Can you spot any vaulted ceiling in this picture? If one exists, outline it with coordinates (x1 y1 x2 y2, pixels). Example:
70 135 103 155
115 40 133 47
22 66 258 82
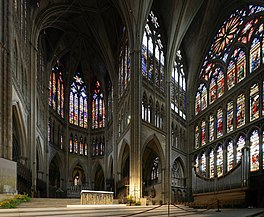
33 0 237 89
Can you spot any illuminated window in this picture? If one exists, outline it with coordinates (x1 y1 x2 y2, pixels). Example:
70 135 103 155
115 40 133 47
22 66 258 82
216 145 223 177
201 121 206 146
227 101 234 133
236 94 245 128
227 140 234 172
236 136 245 163
250 130 259 172
250 83 259 121
209 115 215 142
69 71 88 128
92 81 105 129
209 150 214 178
171 50 186 119
151 157 159 181
142 11 165 91
200 153 206 176
217 108 223 138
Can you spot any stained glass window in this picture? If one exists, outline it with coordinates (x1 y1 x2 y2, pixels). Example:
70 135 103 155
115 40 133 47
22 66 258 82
227 101 234 133
195 125 199 149
250 38 260 73
69 71 88 128
49 61 64 117
80 137 84 155
69 134 73 153
92 81 105 129
119 30 131 97
263 81 264 116
209 78 217 104
250 83 259 121
236 49 246 83
74 135 78 154
200 153 206 176
209 115 215 142
194 156 198 173
142 11 165 91
227 140 234 172
227 60 236 90
196 4 264 118
151 157 159 180
236 94 245 128
217 108 223 138
216 68 224 98
171 50 186 119
201 121 206 146
236 136 245 163
209 149 214 178
250 130 259 172
216 145 223 177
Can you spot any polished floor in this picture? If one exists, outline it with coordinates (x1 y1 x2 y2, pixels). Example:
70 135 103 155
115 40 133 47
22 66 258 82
0 200 263 217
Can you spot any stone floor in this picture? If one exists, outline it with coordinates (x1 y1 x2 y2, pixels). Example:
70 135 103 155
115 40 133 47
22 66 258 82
0 198 263 216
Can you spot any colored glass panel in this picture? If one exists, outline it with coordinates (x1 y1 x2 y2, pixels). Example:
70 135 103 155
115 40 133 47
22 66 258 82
236 50 246 83
69 92 74 124
250 130 259 172
209 78 217 104
92 81 105 129
74 136 78 154
217 146 223 177
227 60 236 90
52 71 56 110
236 136 245 163
195 125 199 149
209 115 215 142
236 94 245 128
227 141 234 171
217 69 224 98
250 38 261 73
227 101 234 133
209 150 214 178
217 108 223 138
201 85 207 111
200 153 206 176
201 121 206 146
250 83 259 121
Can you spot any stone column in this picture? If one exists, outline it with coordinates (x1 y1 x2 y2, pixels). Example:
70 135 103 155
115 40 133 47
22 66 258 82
0 0 13 160
165 79 171 204
112 80 119 197
130 46 142 200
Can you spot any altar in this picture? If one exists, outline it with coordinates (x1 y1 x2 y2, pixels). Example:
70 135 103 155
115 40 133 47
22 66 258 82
81 190 114 205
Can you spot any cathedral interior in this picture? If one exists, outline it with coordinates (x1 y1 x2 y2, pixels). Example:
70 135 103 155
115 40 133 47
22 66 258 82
0 0 264 207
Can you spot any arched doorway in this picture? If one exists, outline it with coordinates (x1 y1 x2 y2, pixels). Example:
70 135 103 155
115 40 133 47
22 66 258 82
171 158 186 204
117 143 129 200
94 164 105 191
142 138 163 203
49 155 62 197
72 164 86 187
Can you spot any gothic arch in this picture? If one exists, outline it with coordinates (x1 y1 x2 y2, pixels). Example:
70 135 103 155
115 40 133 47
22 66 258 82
12 103 27 161
91 161 105 191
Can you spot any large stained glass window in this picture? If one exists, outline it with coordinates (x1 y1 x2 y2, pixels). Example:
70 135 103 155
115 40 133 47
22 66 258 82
142 11 165 91
171 50 186 119
69 134 73 153
227 101 234 133
209 115 215 142
236 135 245 163
195 4 264 116
49 61 64 117
216 145 223 177
250 130 259 172
250 83 259 121
195 83 207 115
236 94 245 128
217 108 223 138
119 30 131 97
227 140 234 172
92 81 105 129
209 149 214 178
69 72 88 128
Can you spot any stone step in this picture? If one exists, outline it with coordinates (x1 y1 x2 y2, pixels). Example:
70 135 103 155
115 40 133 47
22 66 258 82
17 198 80 208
